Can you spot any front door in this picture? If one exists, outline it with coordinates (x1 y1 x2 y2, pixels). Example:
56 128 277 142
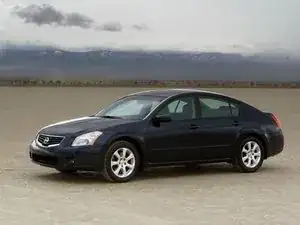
144 95 201 164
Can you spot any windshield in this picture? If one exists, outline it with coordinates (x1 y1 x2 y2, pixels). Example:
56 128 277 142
95 95 165 120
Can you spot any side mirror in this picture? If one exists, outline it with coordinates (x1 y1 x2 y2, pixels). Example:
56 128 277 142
152 115 171 126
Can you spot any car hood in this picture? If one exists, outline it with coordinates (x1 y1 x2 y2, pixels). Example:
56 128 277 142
39 116 136 136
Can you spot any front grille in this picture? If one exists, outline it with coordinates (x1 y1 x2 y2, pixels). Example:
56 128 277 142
31 153 58 166
37 134 64 147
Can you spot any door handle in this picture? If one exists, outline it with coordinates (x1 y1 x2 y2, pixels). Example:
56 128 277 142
189 124 199 129
233 121 240 126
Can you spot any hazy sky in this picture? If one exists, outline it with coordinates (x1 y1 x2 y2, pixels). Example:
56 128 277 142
0 0 300 53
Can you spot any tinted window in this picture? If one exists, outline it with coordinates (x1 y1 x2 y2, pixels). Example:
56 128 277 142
230 102 240 117
167 99 187 113
198 96 239 118
156 96 196 120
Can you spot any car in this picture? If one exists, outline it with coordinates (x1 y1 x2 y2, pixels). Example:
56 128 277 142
29 88 284 182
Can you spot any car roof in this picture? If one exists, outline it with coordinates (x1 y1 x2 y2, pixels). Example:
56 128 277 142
127 88 230 98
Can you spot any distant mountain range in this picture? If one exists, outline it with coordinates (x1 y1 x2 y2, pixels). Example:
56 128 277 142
0 43 299 82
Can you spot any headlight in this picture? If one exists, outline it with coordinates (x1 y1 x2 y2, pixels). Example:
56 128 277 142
72 131 103 147
31 139 37 147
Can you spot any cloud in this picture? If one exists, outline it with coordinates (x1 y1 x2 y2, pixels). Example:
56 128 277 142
13 4 73 27
64 12 94 29
132 23 148 31
96 21 122 32
11 4 122 31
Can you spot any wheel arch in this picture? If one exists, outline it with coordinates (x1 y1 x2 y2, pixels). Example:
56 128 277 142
108 135 145 170
238 131 269 159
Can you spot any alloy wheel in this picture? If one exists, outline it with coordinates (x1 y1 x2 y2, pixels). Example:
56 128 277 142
241 140 262 168
111 147 136 178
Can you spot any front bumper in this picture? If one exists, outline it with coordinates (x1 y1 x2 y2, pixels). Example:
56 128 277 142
29 140 106 172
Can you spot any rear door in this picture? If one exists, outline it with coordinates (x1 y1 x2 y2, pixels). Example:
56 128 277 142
193 94 241 160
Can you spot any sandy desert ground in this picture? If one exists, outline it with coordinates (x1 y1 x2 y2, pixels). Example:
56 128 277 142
0 87 300 225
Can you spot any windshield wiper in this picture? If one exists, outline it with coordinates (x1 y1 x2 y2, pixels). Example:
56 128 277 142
98 115 123 119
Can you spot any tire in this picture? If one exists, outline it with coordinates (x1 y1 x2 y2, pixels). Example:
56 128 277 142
102 140 140 183
235 136 265 173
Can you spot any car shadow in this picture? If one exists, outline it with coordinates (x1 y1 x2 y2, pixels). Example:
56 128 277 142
34 171 108 184
136 163 282 181
33 163 283 184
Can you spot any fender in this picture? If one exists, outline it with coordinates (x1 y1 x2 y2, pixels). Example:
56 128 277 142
105 132 148 161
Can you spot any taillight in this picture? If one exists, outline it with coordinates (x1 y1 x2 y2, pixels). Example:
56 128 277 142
271 113 282 128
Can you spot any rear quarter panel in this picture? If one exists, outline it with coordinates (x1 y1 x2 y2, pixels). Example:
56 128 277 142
235 101 284 158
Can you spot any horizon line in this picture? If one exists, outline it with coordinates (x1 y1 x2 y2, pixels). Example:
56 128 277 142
1 40 300 57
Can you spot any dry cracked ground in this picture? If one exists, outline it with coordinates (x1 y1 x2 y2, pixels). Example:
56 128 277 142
0 87 300 225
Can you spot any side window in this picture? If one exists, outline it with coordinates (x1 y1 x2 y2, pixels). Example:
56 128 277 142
198 96 239 118
156 96 196 120
167 100 180 113
230 102 240 117
167 100 187 113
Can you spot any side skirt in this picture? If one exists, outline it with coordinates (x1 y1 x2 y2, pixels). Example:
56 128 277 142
145 158 233 168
